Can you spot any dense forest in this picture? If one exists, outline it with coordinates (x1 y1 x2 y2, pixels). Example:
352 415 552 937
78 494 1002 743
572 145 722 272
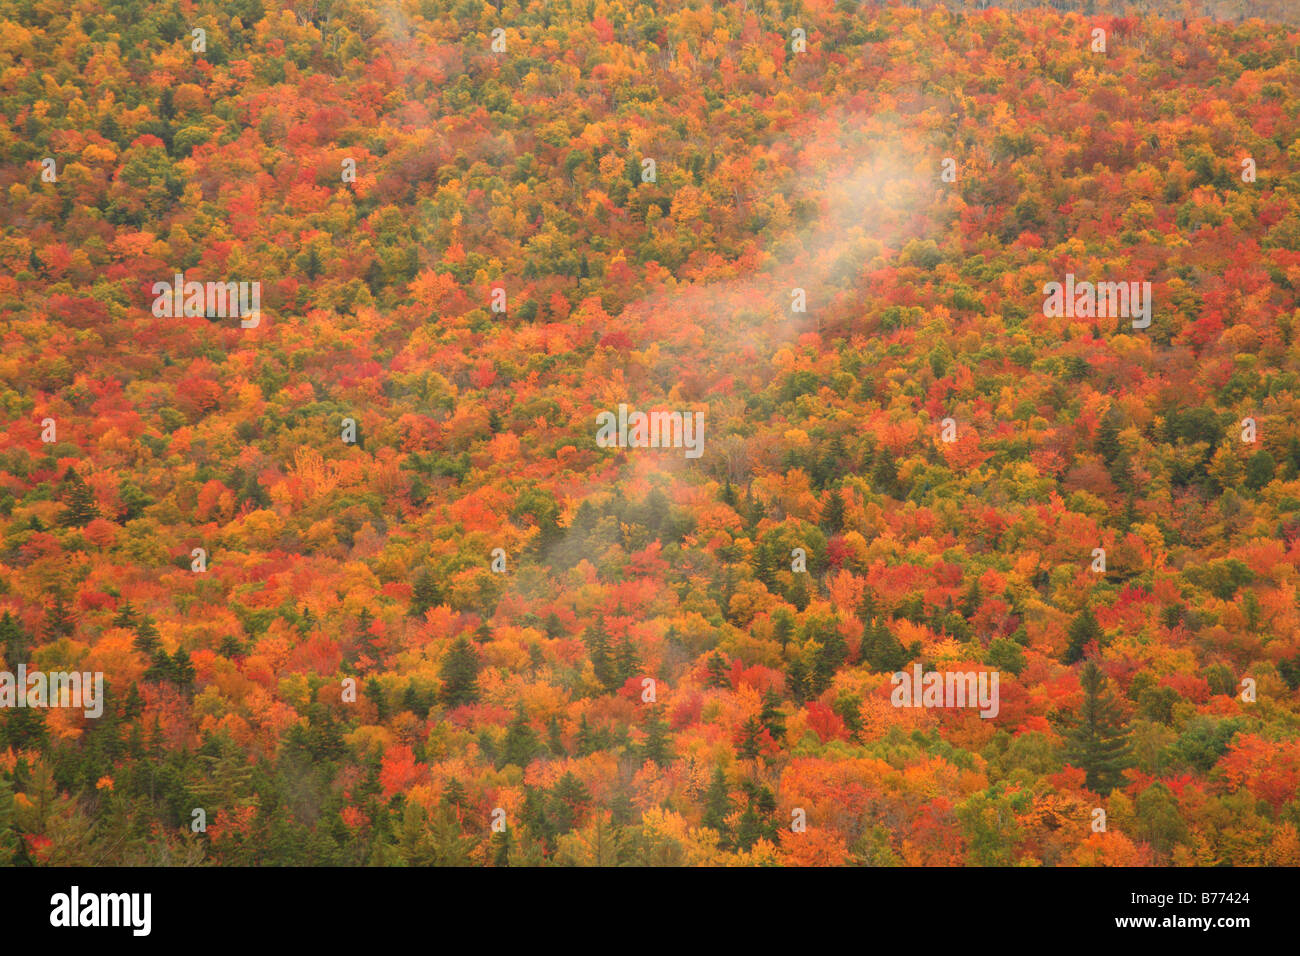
1 0 1298 866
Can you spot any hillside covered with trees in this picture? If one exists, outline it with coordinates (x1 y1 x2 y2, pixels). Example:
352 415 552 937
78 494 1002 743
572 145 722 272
1 0 1298 866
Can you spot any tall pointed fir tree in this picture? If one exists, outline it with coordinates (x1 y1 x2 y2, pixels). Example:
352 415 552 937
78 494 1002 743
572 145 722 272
1065 661 1133 796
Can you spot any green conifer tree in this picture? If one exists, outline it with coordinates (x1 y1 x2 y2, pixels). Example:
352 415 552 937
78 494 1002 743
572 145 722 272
1063 607 1104 664
439 636 480 708
1064 661 1133 796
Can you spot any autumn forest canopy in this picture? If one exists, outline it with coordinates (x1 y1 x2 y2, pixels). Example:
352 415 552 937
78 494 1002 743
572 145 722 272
0 0 1299 868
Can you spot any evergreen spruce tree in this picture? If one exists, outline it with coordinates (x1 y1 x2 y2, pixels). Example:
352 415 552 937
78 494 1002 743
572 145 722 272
871 450 899 497
744 488 763 533
856 589 880 627
786 654 809 704
735 801 763 851
862 620 912 672
759 689 787 743
0 777 16 865
133 616 161 656
575 714 599 757
521 786 556 852
787 572 811 611
428 803 475 865
809 642 835 694
441 778 467 813
1284 437 1300 480
439 636 480 707
614 634 641 685
705 651 730 689
491 823 512 866
752 541 778 592
1064 661 1133 795
58 467 98 527
772 609 794 649
1097 407 1123 468
640 713 673 767
1063 607 1104 664
111 602 138 629
584 625 616 691
548 772 591 835
171 648 195 690
501 706 541 769
546 714 566 757
720 476 737 508
822 488 846 534
43 594 74 640
0 611 28 664
701 766 732 846
736 715 766 760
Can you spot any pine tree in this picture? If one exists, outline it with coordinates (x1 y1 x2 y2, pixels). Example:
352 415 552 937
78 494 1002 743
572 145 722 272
752 542 779 592
857 589 880 626
1096 407 1123 467
171 648 195 690
1065 661 1133 796
122 683 144 721
701 766 732 846
1063 607 1104 664
491 824 513 867
521 786 556 852
862 620 912 672
575 714 599 757
133 617 161 656
428 803 475 866
58 467 98 527
584 625 616 691
788 570 812 611
821 621 848 670
145 647 170 684
1284 437 1300 480
239 472 270 508
786 654 809 704
441 779 467 813
809 642 835 694
549 772 591 835
871 450 899 496
772 609 794 648
556 811 622 865
735 802 763 851
759 689 786 743
111 602 138 629
0 611 28 665
501 706 541 769
705 652 730 689
743 488 763 533
42 594 74 640
439 636 480 708
614 635 641 684
546 715 566 757
822 488 846 534
720 476 737 508
736 715 766 760
0 777 17 865
640 713 673 767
